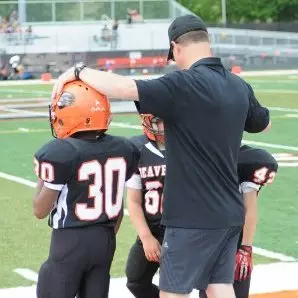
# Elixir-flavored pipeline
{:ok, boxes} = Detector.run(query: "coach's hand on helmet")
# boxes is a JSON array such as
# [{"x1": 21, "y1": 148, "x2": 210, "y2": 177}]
[
  {"x1": 52, "y1": 67, "x2": 76, "y2": 100},
  {"x1": 141, "y1": 234, "x2": 161, "y2": 263}
]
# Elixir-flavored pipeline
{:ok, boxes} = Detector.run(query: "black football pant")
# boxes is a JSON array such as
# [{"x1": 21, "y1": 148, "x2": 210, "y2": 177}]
[
  {"x1": 37, "y1": 225, "x2": 116, "y2": 298},
  {"x1": 125, "y1": 232, "x2": 164, "y2": 298},
  {"x1": 199, "y1": 276, "x2": 251, "y2": 298}
]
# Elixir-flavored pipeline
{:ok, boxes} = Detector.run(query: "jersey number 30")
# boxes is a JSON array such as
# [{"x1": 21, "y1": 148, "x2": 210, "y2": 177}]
[{"x1": 76, "y1": 158, "x2": 126, "y2": 221}]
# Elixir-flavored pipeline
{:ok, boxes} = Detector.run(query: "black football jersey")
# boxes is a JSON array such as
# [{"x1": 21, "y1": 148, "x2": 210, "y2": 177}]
[
  {"x1": 34, "y1": 134, "x2": 139, "y2": 229},
  {"x1": 126, "y1": 135, "x2": 165, "y2": 228},
  {"x1": 238, "y1": 145, "x2": 278, "y2": 187}
]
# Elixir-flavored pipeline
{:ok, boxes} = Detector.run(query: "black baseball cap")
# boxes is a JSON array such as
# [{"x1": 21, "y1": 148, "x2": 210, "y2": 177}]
[{"x1": 167, "y1": 15, "x2": 208, "y2": 61}]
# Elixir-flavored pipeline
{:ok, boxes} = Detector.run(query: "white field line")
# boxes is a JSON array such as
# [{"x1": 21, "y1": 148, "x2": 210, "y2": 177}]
[
  {"x1": 0, "y1": 171, "x2": 296, "y2": 263},
  {"x1": 0, "y1": 98, "x2": 48, "y2": 104},
  {"x1": 5, "y1": 262, "x2": 298, "y2": 297},
  {"x1": 1, "y1": 121, "x2": 298, "y2": 152},
  {"x1": 0, "y1": 89, "x2": 50, "y2": 95},
  {"x1": 269, "y1": 107, "x2": 298, "y2": 113},
  {"x1": 13, "y1": 269, "x2": 38, "y2": 283},
  {"x1": 241, "y1": 140, "x2": 298, "y2": 152},
  {"x1": 0, "y1": 69, "x2": 297, "y2": 87},
  {"x1": 254, "y1": 89, "x2": 298, "y2": 94}
]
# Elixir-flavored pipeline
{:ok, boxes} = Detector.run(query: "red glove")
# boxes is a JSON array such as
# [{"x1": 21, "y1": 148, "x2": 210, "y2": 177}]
[{"x1": 234, "y1": 245, "x2": 252, "y2": 281}]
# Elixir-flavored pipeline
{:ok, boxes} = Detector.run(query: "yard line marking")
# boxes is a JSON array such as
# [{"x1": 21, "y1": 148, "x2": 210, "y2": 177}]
[
  {"x1": 255, "y1": 89, "x2": 298, "y2": 94},
  {"x1": 0, "y1": 89, "x2": 51, "y2": 95},
  {"x1": 242, "y1": 140, "x2": 298, "y2": 152},
  {"x1": 1, "y1": 171, "x2": 297, "y2": 262},
  {"x1": 111, "y1": 122, "x2": 142, "y2": 129},
  {"x1": 278, "y1": 162, "x2": 298, "y2": 167},
  {"x1": 14, "y1": 269, "x2": 38, "y2": 283},
  {"x1": 0, "y1": 121, "x2": 298, "y2": 152},
  {"x1": 0, "y1": 172, "x2": 36, "y2": 187},
  {"x1": 253, "y1": 247, "x2": 296, "y2": 262},
  {"x1": 285, "y1": 114, "x2": 298, "y2": 118},
  {"x1": 269, "y1": 107, "x2": 298, "y2": 113},
  {"x1": 0, "y1": 98, "x2": 48, "y2": 104}
]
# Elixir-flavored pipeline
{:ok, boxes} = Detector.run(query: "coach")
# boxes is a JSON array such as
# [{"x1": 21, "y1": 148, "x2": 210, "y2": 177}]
[{"x1": 53, "y1": 14, "x2": 270, "y2": 298}]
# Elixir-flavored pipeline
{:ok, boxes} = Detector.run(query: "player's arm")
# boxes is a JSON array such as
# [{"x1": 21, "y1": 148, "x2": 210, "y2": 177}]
[
  {"x1": 33, "y1": 139, "x2": 75, "y2": 220},
  {"x1": 127, "y1": 187, "x2": 161, "y2": 263},
  {"x1": 126, "y1": 173, "x2": 161, "y2": 262},
  {"x1": 33, "y1": 178, "x2": 59, "y2": 219},
  {"x1": 235, "y1": 182, "x2": 260, "y2": 281},
  {"x1": 127, "y1": 187, "x2": 152, "y2": 241},
  {"x1": 242, "y1": 189, "x2": 258, "y2": 246}
]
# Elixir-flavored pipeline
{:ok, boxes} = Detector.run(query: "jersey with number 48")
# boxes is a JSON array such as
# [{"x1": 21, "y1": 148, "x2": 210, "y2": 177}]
[
  {"x1": 126, "y1": 135, "x2": 165, "y2": 228},
  {"x1": 238, "y1": 145, "x2": 278, "y2": 188},
  {"x1": 34, "y1": 135, "x2": 139, "y2": 229}
]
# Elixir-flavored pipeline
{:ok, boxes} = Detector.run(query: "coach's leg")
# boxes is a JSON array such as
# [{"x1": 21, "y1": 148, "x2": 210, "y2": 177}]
[
  {"x1": 160, "y1": 292, "x2": 189, "y2": 298},
  {"x1": 206, "y1": 226, "x2": 241, "y2": 298},
  {"x1": 125, "y1": 238, "x2": 160, "y2": 298},
  {"x1": 159, "y1": 227, "x2": 204, "y2": 298},
  {"x1": 206, "y1": 284, "x2": 235, "y2": 298}
]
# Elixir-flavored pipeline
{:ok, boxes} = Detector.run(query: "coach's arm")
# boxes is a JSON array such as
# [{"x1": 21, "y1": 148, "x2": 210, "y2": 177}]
[
  {"x1": 52, "y1": 67, "x2": 139, "y2": 101},
  {"x1": 52, "y1": 67, "x2": 183, "y2": 122}
]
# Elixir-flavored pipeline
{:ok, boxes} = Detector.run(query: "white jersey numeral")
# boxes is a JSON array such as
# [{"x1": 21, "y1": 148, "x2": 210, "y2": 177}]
[
  {"x1": 34, "y1": 158, "x2": 55, "y2": 182},
  {"x1": 144, "y1": 181, "x2": 163, "y2": 215},
  {"x1": 76, "y1": 158, "x2": 126, "y2": 221},
  {"x1": 253, "y1": 167, "x2": 276, "y2": 185}
]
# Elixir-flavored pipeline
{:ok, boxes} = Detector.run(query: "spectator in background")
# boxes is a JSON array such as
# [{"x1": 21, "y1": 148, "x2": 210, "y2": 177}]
[
  {"x1": 112, "y1": 19, "x2": 119, "y2": 32},
  {"x1": 25, "y1": 25, "x2": 33, "y2": 44},
  {"x1": 111, "y1": 19, "x2": 119, "y2": 49},
  {"x1": 0, "y1": 17, "x2": 9, "y2": 33},
  {"x1": 127, "y1": 8, "x2": 143, "y2": 24},
  {"x1": 101, "y1": 24, "x2": 110, "y2": 42},
  {"x1": 9, "y1": 10, "x2": 18, "y2": 24}
]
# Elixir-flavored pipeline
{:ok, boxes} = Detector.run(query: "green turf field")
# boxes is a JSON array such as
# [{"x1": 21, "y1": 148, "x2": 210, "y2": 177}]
[{"x1": 0, "y1": 75, "x2": 297, "y2": 288}]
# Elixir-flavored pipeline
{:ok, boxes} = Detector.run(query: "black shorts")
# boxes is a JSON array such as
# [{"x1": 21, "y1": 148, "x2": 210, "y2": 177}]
[
  {"x1": 159, "y1": 226, "x2": 241, "y2": 294},
  {"x1": 37, "y1": 225, "x2": 116, "y2": 298}
]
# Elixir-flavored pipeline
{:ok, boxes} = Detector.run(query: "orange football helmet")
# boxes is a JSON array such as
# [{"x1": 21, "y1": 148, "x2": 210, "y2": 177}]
[
  {"x1": 49, "y1": 80, "x2": 111, "y2": 139},
  {"x1": 141, "y1": 114, "x2": 164, "y2": 143}
]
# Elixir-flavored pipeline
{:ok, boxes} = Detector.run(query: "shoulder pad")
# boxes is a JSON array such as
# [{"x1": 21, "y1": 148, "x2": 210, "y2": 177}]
[{"x1": 35, "y1": 138, "x2": 77, "y2": 165}]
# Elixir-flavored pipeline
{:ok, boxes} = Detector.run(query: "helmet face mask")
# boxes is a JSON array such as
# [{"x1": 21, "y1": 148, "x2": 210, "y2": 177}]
[
  {"x1": 141, "y1": 114, "x2": 164, "y2": 143},
  {"x1": 49, "y1": 80, "x2": 111, "y2": 139}
]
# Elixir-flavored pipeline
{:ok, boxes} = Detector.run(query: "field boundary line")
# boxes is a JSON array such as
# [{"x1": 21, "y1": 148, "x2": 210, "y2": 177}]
[
  {"x1": 0, "y1": 171, "x2": 296, "y2": 262},
  {"x1": 0, "y1": 69, "x2": 298, "y2": 87},
  {"x1": 1, "y1": 120, "x2": 298, "y2": 152},
  {"x1": 14, "y1": 269, "x2": 38, "y2": 283},
  {"x1": 269, "y1": 107, "x2": 298, "y2": 113}
]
